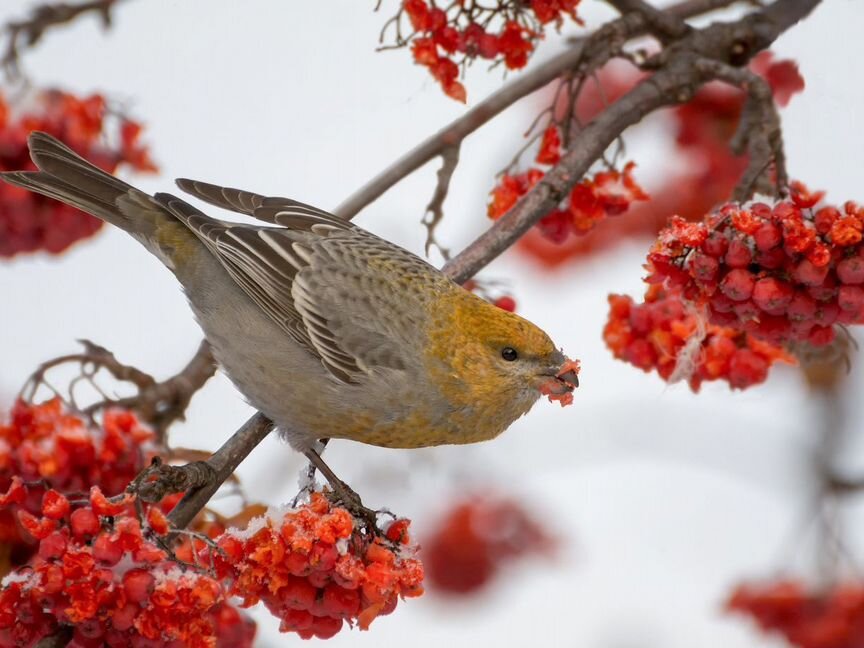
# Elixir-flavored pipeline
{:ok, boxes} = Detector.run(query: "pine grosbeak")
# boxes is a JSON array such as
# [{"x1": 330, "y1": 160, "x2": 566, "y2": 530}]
[{"x1": 3, "y1": 132, "x2": 579, "y2": 459}]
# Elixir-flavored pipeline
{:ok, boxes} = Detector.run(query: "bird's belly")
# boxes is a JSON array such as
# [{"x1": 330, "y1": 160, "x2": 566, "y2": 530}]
[{"x1": 328, "y1": 409, "x2": 505, "y2": 448}]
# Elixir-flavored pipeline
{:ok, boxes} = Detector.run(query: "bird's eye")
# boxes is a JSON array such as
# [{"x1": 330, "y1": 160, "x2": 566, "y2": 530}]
[{"x1": 501, "y1": 347, "x2": 518, "y2": 362}]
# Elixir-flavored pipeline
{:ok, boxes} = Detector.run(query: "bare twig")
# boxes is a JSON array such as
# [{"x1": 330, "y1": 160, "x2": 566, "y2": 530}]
[
  {"x1": 22, "y1": 339, "x2": 217, "y2": 443},
  {"x1": 85, "y1": 339, "x2": 218, "y2": 442},
  {"x1": 694, "y1": 58, "x2": 787, "y2": 200},
  {"x1": 1, "y1": 0, "x2": 125, "y2": 77},
  {"x1": 333, "y1": 0, "x2": 740, "y2": 220},
  {"x1": 422, "y1": 144, "x2": 461, "y2": 258}
]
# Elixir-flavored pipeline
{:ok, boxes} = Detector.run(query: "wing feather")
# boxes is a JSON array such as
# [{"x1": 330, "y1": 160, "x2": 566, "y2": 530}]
[{"x1": 156, "y1": 188, "x2": 423, "y2": 384}]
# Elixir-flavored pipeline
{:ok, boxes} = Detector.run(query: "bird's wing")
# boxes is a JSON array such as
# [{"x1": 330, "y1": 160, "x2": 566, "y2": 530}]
[
  {"x1": 176, "y1": 178, "x2": 348, "y2": 229},
  {"x1": 156, "y1": 193, "x2": 420, "y2": 384}
]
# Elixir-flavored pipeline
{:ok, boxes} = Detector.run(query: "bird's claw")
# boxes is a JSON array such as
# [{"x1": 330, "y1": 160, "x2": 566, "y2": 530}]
[{"x1": 326, "y1": 479, "x2": 381, "y2": 534}]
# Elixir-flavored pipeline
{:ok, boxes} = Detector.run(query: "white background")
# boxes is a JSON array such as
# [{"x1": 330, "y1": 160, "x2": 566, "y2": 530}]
[{"x1": 1, "y1": 1, "x2": 862, "y2": 646}]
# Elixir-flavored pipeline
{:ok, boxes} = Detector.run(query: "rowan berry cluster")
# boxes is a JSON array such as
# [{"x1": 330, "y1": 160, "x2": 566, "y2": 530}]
[
  {"x1": 487, "y1": 125, "x2": 648, "y2": 244},
  {"x1": 0, "y1": 485, "x2": 255, "y2": 648},
  {"x1": 511, "y1": 52, "x2": 804, "y2": 266},
  {"x1": 0, "y1": 90, "x2": 157, "y2": 257},
  {"x1": 0, "y1": 399, "x2": 158, "y2": 570},
  {"x1": 727, "y1": 579, "x2": 864, "y2": 648},
  {"x1": 1, "y1": 398, "x2": 427, "y2": 643},
  {"x1": 604, "y1": 285, "x2": 794, "y2": 390},
  {"x1": 397, "y1": 0, "x2": 582, "y2": 101},
  {"x1": 645, "y1": 186, "x2": 864, "y2": 348},
  {"x1": 424, "y1": 495, "x2": 554, "y2": 594},
  {"x1": 213, "y1": 493, "x2": 423, "y2": 639}
]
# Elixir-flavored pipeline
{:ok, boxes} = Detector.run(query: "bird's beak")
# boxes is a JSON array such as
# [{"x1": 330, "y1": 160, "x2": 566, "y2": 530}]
[
  {"x1": 537, "y1": 355, "x2": 580, "y2": 393},
  {"x1": 556, "y1": 367, "x2": 580, "y2": 389}
]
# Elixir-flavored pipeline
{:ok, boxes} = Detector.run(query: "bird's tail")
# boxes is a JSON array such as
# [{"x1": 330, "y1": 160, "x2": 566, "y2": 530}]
[{"x1": 1, "y1": 131, "x2": 190, "y2": 258}]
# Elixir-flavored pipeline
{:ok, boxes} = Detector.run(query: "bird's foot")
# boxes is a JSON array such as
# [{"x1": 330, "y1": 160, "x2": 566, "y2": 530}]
[{"x1": 325, "y1": 478, "x2": 380, "y2": 534}]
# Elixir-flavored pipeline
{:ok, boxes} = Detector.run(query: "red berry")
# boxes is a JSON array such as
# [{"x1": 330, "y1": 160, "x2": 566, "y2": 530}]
[
  {"x1": 92, "y1": 533, "x2": 124, "y2": 565},
  {"x1": 720, "y1": 268, "x2": 756, "y2": 301},
  {"x1": 837, "y1": 256, "x2": 864, "y2": 284},
  {"x1": 122, "y1": 569, "x2": 155, "y2": 603},
  {"x1": 702, "y1": 230, "x2": 729, "y2": 258},
  {"x1": 689, "y1": 252, "x2": 719, "y2": 281},
  {"x1": 752, "y1": 277, "x2": 794, "y2": 315},
  {"x1": 728, "y1": 349, "x2": 769, "y2": 389},
  {"x1": 69, "y1": 508, "x2": 100, "y2": 538},
  {"x1": 838, "y1": 285, "x2": 864, "y2": 314},
  {"x1": 753, "y1": 222, "x2": 782, "y2": 251},
  {"x1": 493, "y1": 296, "x2": 517, "y2": 312},
  {"x1": 724, "y1": 238, "x2": 752, "y2": 268},
  {"x1": 793, "y1": 259, "x2": 830, "y2": 286},
  {"x1": 809, "y1": 325, "x2": 836, "y2": 346}
]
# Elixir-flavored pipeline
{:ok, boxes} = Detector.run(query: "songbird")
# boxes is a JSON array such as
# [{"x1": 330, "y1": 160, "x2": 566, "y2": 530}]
[{"x1": 2, "y1": 132, "x2": 579, "y2": 505}]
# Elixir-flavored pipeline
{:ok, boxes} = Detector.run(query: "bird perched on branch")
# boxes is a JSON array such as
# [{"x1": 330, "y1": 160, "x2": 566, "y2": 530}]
[{"x1": 2, "y1": 132, "x2": 579, "y2": 502}]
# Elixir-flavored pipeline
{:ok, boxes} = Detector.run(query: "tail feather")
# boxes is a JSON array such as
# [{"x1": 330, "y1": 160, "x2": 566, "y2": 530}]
[{"x1": 0, "y1": 131, "x2": 188, "y2": 253}]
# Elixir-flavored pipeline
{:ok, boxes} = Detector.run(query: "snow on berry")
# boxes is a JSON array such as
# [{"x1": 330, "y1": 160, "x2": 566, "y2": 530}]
[
  {"x1": 0, "y1": 492, "x2": 255, "y2": 648},
  {"x1": 0, "y1": 89, "x2": 157, "y2": 257},
  {"x1": 727, "y1": 579, "x2": 864, "y2": 648},
  {"x1": 214, "y1": 491, "x2": 424, "y2": 638},
  {"x1": 604, "y1": 285, "x2": 795, "y2": 391},
  {"x1": 0, "y1": 399, "x2": 159, "y2": 573},
  {"x1": 645, "y1": 187, "x2": 864, "y2": 347}
]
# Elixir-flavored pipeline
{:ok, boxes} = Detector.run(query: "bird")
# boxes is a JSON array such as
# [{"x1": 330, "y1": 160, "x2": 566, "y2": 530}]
[{"x1": 2, "y1": 132, "x2": 579, "y2": 510}]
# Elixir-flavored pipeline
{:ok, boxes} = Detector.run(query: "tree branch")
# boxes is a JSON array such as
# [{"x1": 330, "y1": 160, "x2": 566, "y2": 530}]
[
  {"x1": 166, "y1": 412, "x2": 274, "y2": 530},
  {"x1": 1, "y1": 0, "x2": 126, "y2": 77},
  {"x1": 333, "y1": 0, "x2": 739, "y2": 220},
  {"x1": 695, "y1": 59, "x2": 787, "y2": 200},
  {"x1": 442, "y1": 0, "x2": 821, "y2": 283},
  {"x1": 422, "y1": 144, "x2": 461, "y2": 258}
]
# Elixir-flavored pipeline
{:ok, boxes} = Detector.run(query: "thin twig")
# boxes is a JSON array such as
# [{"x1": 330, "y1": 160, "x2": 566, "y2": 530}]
[
  {"x1": 22, "y1": 339, "x2": 217, "y2": 443},
  {"x1": 694, "y1": 58, "x2": 787, "y2": 200},
  {"x1": 1, "y1": 0, "x2": 126, "y2": 78},
  {"x1": 85, "y1": 339, "x2": 218, "y2": 442},
  {"x1": 422, "y1": 144, "x2": 461, "y2": 259},
  {"x1": 333, "y1": 0, "x2": 740, "y2": 220}
]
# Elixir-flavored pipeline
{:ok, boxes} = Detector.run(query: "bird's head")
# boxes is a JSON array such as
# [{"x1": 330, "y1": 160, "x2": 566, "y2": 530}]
[{"x1": 425, "y1": 289, "x2": 579, "y2": 433}]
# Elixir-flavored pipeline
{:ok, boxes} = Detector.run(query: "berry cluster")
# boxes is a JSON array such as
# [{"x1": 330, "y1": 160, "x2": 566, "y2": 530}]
[
  {"x1": 424, "y1": 495, "x2": 554, "y2": 594},
  {"x1": 487, "y1": 126, "x2": 648, "y2": 245},
  {"x1": 0, "y1": 486, "x2": 255, "y2": 648},
  {"x1": 0, "y1": 89, "x2": 157, "y2": 257},
  {"x1": 398, "y1": 0, "x2": 582, "y2": 102},
  {"x1": 604, "y1": 285, "x2": 795, "y2": 391},
  {"x1": 214, "y1": 493, "x2": 423, "y2": 639},
  {"x1": 511, "y1": 52, "x2": 804, "y2": 267},
  {"x1": 0, "y1": 399, "x2": 158, "y2": 571},
  {"x1": 646, "y1": 187, "x2": 864, "y2": 348},
  {"x1": 727, "y1": 579, "x2": 864, "y2": 648}
]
